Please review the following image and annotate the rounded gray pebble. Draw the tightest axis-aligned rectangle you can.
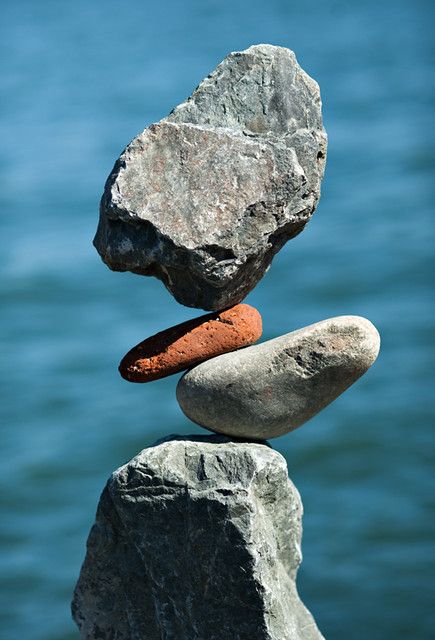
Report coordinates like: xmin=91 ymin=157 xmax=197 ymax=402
xmin=176 ymin=316 xmax=380 ymax=439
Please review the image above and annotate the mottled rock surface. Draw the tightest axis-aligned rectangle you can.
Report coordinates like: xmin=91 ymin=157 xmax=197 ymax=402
xmin=119 ymin=303 xmax=262 ymax=383
xmin=72 ymin=435 xmax=324 ymax=640
xmin=177 ymin=316 xmax=380 ymax=439
xmin=94 ymin=44 xmax=327 ymax=310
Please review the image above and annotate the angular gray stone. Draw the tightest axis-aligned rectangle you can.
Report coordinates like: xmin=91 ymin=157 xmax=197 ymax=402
xmin=72 ymin=435 xmax=324 ymax=640
xmin=94 ymin=44 xmax=327 ymax=310
xmin=176 ymin=316 xmax=380 ymax=439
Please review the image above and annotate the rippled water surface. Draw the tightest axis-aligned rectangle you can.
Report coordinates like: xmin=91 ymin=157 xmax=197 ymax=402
xmin=1 ymin=1 xmax=434 ymax=638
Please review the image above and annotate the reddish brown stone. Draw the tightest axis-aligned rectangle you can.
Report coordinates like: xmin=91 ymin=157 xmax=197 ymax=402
xmin=119 ymin=304 xmax=262 ymax=383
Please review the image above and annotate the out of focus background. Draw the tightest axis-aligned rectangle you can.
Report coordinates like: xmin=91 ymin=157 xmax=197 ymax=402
xmin=1 ymin=1 xmax=434 ymax=638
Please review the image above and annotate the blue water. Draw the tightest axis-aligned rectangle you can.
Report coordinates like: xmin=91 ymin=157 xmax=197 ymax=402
xmin=1 ymin=1 xmax=434 ymax=638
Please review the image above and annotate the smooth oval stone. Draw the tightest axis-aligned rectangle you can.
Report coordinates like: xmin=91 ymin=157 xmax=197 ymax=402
xmin=119 ymin=303 xmax=262 ymax=383
xmin=176 ymin=316 xmax=380 ymax=439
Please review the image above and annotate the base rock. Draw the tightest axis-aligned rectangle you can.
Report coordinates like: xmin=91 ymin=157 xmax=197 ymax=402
xmin=72 ymin=435 xmax=324 ymax=640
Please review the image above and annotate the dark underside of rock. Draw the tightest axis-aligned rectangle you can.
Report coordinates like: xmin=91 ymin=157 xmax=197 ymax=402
xmin=94 ymin=44 xmax=327 ymax=310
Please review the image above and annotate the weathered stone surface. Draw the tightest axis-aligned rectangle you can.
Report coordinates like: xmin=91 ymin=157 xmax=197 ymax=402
xmin=94 ymin=44 xmax=327 ymax=310
xmin=119 ymin=303 xmax=262 ymax=383
xmin=72 ymin=435 xmax=324 ymax=640
xmin=177 ymin=316 xmax=380 ymax=439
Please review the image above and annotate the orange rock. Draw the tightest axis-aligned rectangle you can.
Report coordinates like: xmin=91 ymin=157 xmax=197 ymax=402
xmin=119 ymin=304 xmax=262 ymax=383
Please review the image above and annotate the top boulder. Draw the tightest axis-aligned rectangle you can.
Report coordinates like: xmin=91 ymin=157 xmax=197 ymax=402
xmin=94 ymin=45 xmax=327 ymax=310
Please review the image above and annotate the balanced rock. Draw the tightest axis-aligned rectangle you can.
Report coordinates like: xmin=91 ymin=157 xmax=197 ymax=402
xmin=94 ymin=44 xmax=327 ymax=310
xmin=72 ymin=435 xmax=324 ymax=640
xmin=177 ymin=316 xmax=380 ymax=439
xmin=119 ymin=303 xmax=262 ymax=383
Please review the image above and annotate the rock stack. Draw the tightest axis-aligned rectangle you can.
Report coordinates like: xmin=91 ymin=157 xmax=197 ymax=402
xmin=73 ymin=44 xmax=380 ymax=639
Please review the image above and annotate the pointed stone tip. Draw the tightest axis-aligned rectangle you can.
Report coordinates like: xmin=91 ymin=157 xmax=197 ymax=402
xmin=240 ymin=43 xmax=296 ymax=56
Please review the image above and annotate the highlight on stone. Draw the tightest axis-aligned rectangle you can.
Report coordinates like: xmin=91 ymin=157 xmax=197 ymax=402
xmin=176 ymin=316 xmax=380 ymax=440
xmin=119 ymin=303 xmax=262 ymax=383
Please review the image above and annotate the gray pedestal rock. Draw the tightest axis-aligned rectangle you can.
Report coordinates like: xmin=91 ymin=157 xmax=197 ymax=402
xmin=72 ymin=435 xmax=324 ymax=640
xmin=94 ymin=44 xmax=327 ymax=310
xmin=177 ymin=316 xmax=380 ymax=440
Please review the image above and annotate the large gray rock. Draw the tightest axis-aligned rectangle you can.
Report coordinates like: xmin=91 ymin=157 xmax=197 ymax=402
xmin=177 ymin=316 xmax=380 ymax=439
xmin=72 ymin=435 xmax=324 ymax=640
xmin=94 ymin=44 xmax=327 ymax=310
